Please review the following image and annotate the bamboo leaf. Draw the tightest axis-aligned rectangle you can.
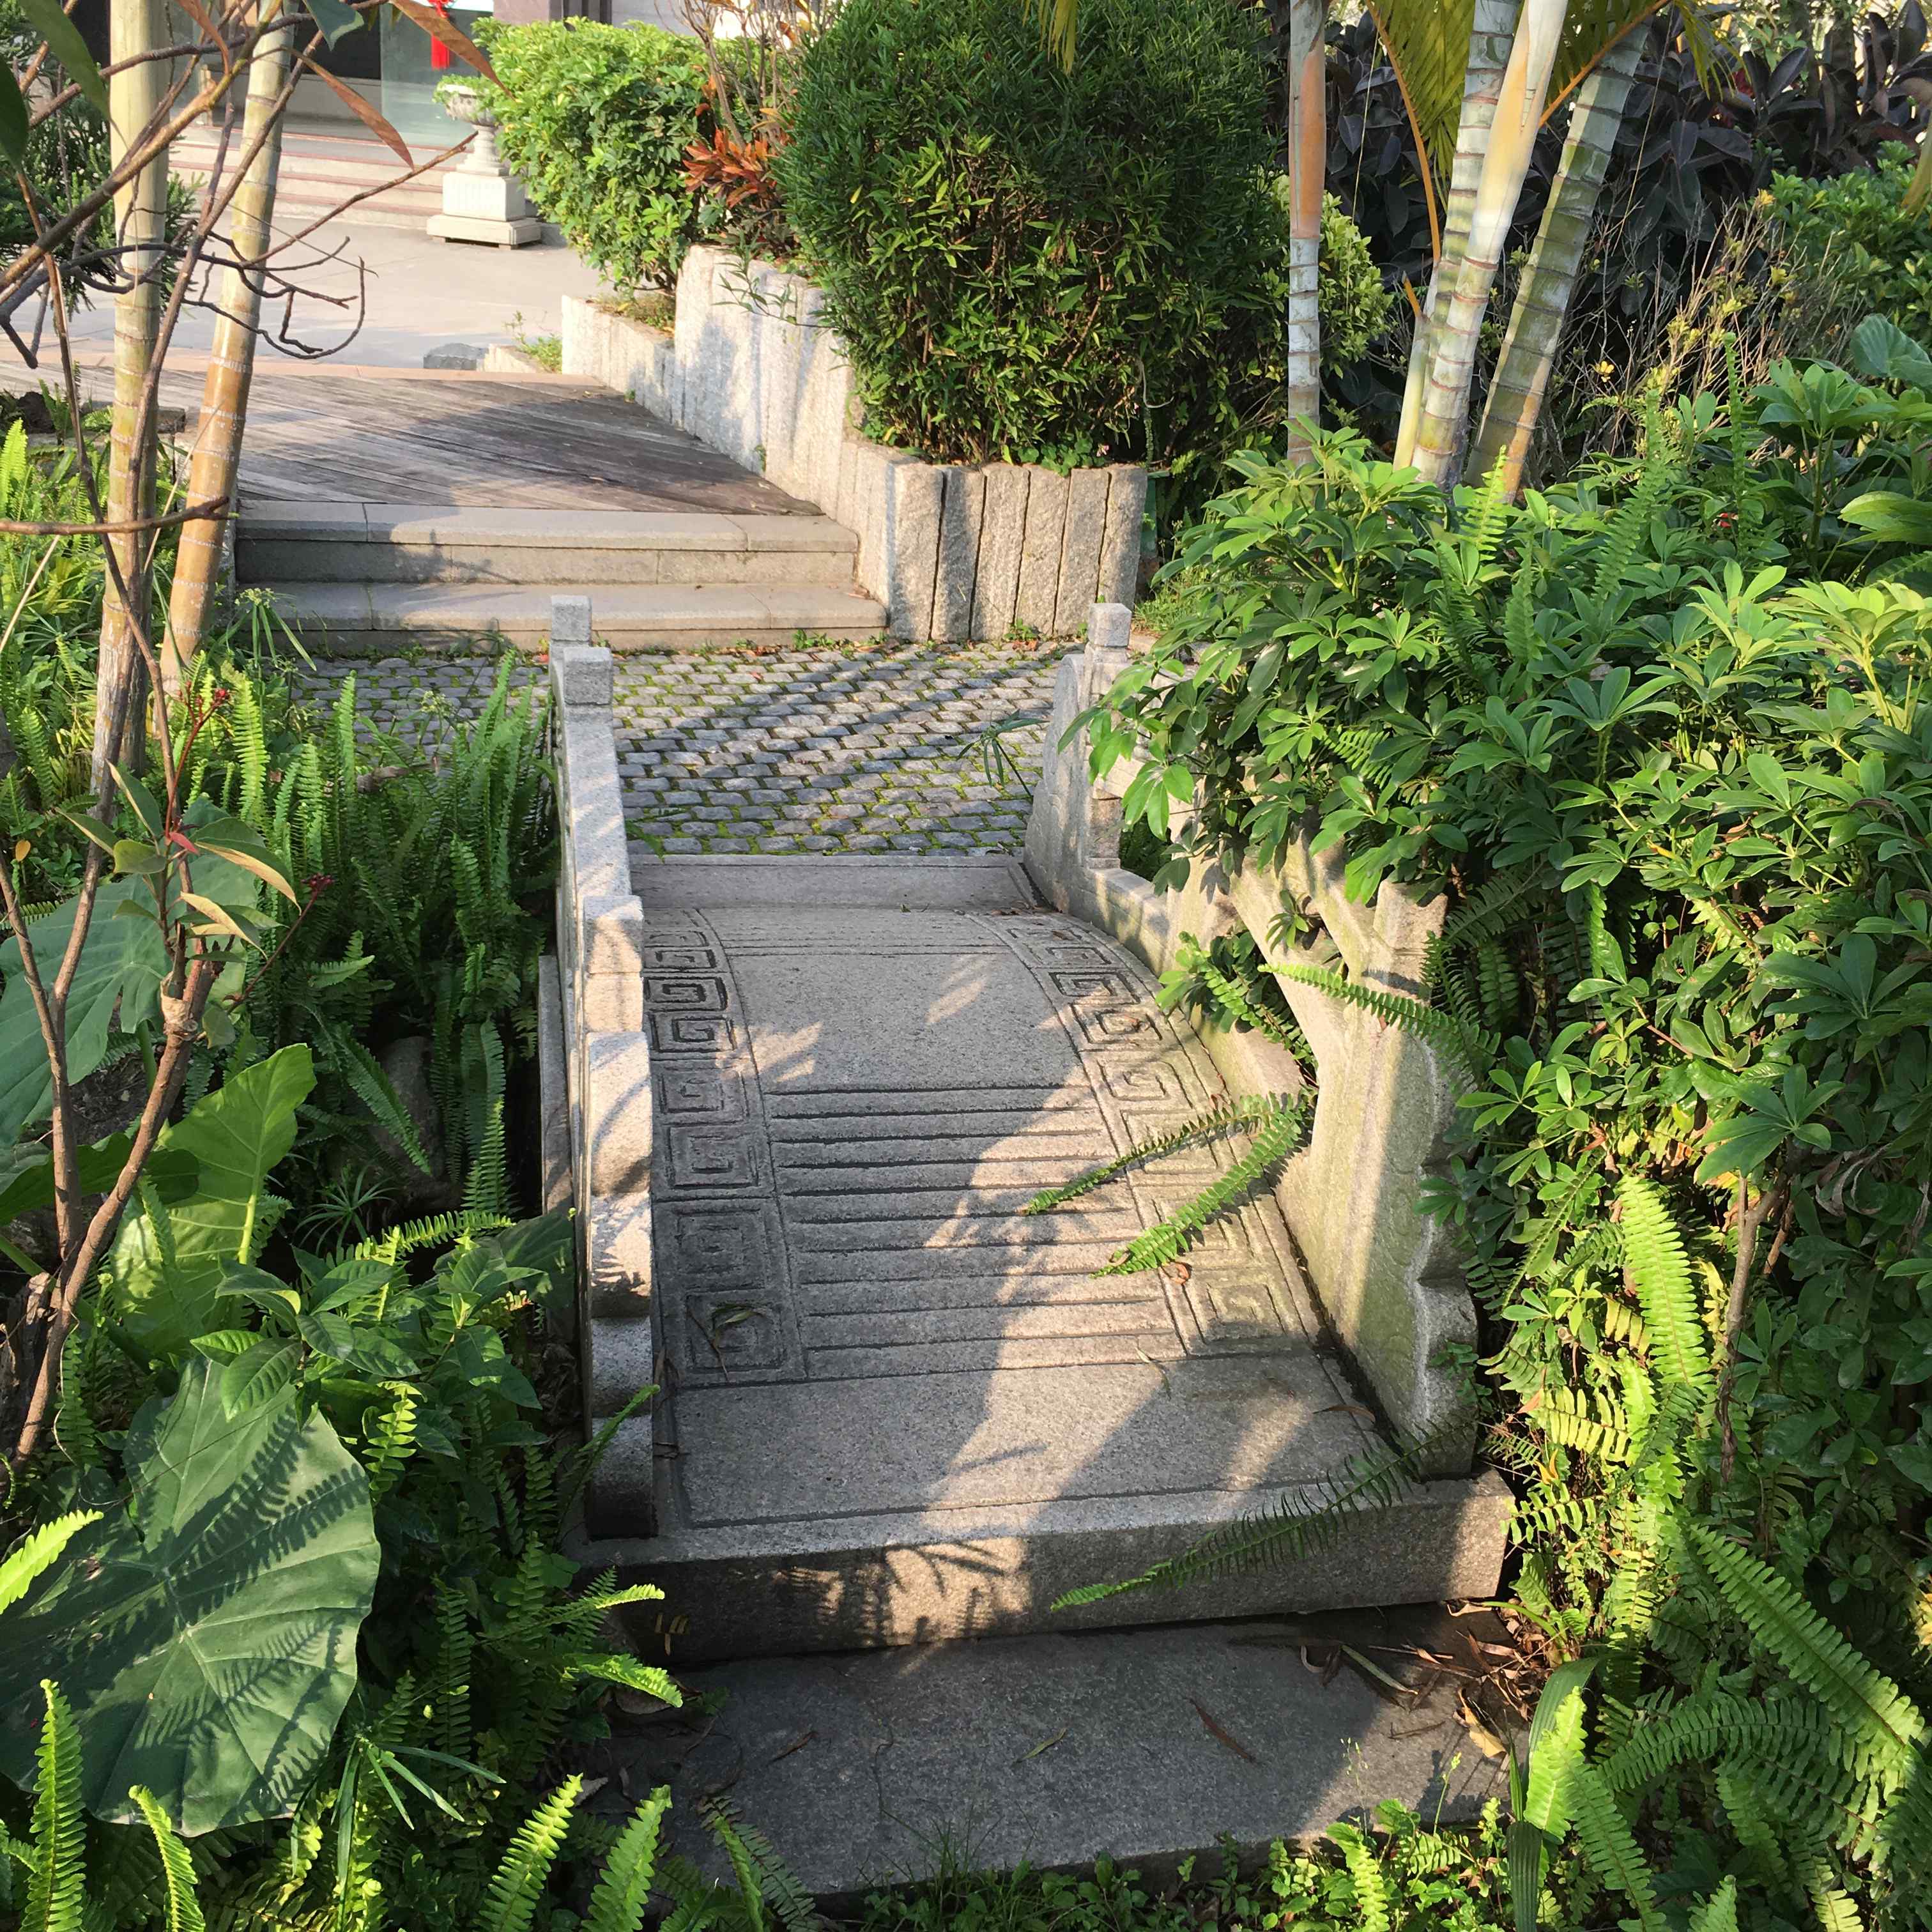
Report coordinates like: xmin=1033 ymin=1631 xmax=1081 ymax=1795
xmin=20 ymin=0 xmax=109 ymax=114
xmin=297 ymin=57 xmax=412 ymax=165
xmin=0 ymin=65 xmax=27 ymax=167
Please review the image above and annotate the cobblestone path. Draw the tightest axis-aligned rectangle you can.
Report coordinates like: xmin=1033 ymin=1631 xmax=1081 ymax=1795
xmin=292 ymin=636 xmax=1064 ymax=855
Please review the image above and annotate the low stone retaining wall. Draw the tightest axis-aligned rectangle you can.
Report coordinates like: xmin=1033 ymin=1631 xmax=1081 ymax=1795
xmin=548 ymin=595 xmax=657 ymax=1532
xmin=1025 ymin=606 xmax=1477 ymax=1475
xmin=562 ymin=249 xmax=1146 ymax=643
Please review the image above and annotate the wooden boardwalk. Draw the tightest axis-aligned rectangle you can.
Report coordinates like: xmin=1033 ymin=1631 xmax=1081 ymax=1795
xmin=131 ymin=359 xmax=813 ymax=514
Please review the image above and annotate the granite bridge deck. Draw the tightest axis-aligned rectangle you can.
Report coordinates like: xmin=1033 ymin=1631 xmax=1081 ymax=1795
xmin=554 ymin=843 xmax=1508 ymax=1660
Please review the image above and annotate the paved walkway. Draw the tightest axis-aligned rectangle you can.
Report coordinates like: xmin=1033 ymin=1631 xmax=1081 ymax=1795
xmin=292 ymin=638 xmax=1064 ymax=853
xmin=1 ymin=222 xmax=602 ymax=373
xmin=136 ymin=364 xmax=807 ymax=510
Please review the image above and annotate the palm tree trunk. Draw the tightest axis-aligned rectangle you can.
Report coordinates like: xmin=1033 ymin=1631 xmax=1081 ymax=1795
xmin=1411 ymin=0 xmax=1569 ymax=489
xmin=91 ymin=0 xmax=169 ymax=794
xmin=1468 ymin=24 xmax=1642 ymax=494
xmin=1284 ymin=0 xmax=1326 ymax=459
xmin=1394 ymin=0 xmax=1521 ymax=466
xmin=164 ymin=1 xmax=293 ymax=691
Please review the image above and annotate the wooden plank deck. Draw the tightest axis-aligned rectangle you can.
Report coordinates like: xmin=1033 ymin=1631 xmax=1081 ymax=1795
xmin=137 ymin=360 xmax=815 ymax=514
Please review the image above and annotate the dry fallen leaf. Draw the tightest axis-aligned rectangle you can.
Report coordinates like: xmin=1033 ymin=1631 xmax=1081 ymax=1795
xmin=1013 ymin=1727 xmax=1069 ymax=1767
xmin=1457 ymin=1691 xmax=1510 ymax=1761
xmin=769 ymin=1729 xmax=815 ymax=1764
xmin=1191 ymin=1698 xmax=1259 ymax=1763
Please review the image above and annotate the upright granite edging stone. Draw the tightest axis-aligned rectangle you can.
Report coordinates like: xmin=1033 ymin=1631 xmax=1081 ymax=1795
xmin=549 ymin=597 xmax=657 ymax=1531
xmin=1025 ymin=604 xmax=1478 ymax=1473
xmin=561 ymin=248 xmax=1146 ymax=640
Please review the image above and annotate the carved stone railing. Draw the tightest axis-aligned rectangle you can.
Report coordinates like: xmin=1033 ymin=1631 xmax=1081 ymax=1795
xmin=548 ymin=597 xmax=656 ymax=1531
xmin=1025 ymin=605 xmax=1476 ymax=1473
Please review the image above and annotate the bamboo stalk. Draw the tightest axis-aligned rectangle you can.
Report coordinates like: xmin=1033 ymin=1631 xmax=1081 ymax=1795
xmin=91 ymin=0 xmax=171 ymax=793
xmin=1411 ymin=0 xmax=1569 ymax=487
xmin=164 ymin=0 xmax=293 ymax=691
xmin=1394 ymin=0 xmax=1521 ymax=467
xmin=1468 ymin=25 xmax=1642 ymax=494
xmin=1284 ymin=0 xmax=1327 ymax=459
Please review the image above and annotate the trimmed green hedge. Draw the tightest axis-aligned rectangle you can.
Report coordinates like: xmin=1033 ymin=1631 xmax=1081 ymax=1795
xmin=772 ymin=0 xmax=1351 ymax=480
xmin=478 ymin=20 xmax=712 ymax=295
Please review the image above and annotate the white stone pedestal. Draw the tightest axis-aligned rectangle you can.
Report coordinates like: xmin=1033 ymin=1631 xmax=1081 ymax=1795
xmin=427 ymin=105 xmax=542 ymax=249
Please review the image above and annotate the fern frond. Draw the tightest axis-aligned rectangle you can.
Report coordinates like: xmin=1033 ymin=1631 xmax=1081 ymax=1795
xmin=1568 ymin=1764 xmax=1663 ymax=1929
xmin=583 ymin=1789 xmax=670 ymax=1932
xmin=1271 ymin=961 xmax=1492 ymax=1077
xmin=1096 ymin=1096 xmax=1303 ymax=1275
xmin=1616 ymin=1177 xmax=1710 ymax=1393
xmin=341 ymin=1209 xmax=511 ymax=1266
xmin=480 ymin=1778 xmax=582 ymax=1932
xmin=1688 ymin=1525 xmax=1926 ymax=1782
xmin=1797 ymin=1860 xmax=1864 ymax=1932
xmin=130 ymin=1787 xmax=208 ymax=1932
xmin=719 ymin=1813 xmax=816 ymax=1932
xmin=326 ymin=1032 xmax=433 ymax=1177
xmin=1052 ymin=1417 xmax=1465 ymax=1607
xmin=1022 ymin=1094 xmax=1287 ymax=1216
xmin=429 ymin=1584 xmax=473 ymax=1763
xmin=1325 ymin=1823 xmax=1390 ymax=1932
xmin=24 ymin=1682 xmax=86 ymax=1932
xmin=1715 ymin=1770 xmax=1791 ymax=1890
xmin=1687 ymin=1877 xmax=1740 ymax=1932
xmin=362 ymin=1385 xmax=418 ymax=1503
xmin=0 ymin=1512 xmax=100 ymax=1614
xmin=1591 ymin=456 xmax=1674 ymax=601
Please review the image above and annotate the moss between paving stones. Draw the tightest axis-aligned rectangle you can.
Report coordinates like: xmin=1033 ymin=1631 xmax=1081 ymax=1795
xmin=294 ymin=639 xmax=1063 ymax=857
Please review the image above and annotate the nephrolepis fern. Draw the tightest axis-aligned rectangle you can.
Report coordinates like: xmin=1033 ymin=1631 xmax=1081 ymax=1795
xmin=1269 ymin=960 xmax=1495 ymax=1078
xmin=1687 ymin=1524 xmax=1926 ymax=1784
xmin=1096 ymin=1095 xmax=1305 ymax=1275
xmin=130 ymin=1786 xmax=208 ymax=1932
xmin=479 ymin=1777 xmax=581 ymax=1932
xmin=1051 ymin=1414 xmax=1470 ymax=1609
xmin=1615 ymin=1177 xmax=1712 ymax=1395
xmin=20 ymin=1681 xmax=86 ymax=1932
xmin=1020 ymin=1094 xmax=1290 ymax=1218
xmin=581 ymin=1789 xmax=670 ymax=1932
xmin=1324 ymin=1823 xmax=1392 ymax=1932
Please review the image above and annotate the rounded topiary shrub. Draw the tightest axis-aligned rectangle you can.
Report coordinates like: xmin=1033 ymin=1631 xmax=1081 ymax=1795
xmin=479 ymin=20 xmax=713 ymax=295
xmin=772 ymin=0 xmax=1303 ymax=477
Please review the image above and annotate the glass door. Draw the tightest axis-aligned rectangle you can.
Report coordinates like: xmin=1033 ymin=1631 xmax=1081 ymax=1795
xmin=378 ymin=1 xmax=495 ymax=150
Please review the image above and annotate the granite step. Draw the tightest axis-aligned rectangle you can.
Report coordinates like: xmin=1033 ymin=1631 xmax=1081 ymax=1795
xmin=238 ymin=507 xmax=860 ymax=588
xmin=585 ymin=1606 xmax=1510 ymax=1908
xmin=260 ymin=580 xmax=886 ymax=654
xmin=173 ymin=128 xmax=454 ymax=229
xmin=565 ymin=855 xmax=1510 ymax=1659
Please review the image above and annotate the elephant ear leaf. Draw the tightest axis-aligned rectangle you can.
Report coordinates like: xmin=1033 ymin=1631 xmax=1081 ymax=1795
xmin=1848 ymin=312 xmax=1932 ymax=390
xmin=112 ymin=1043 xmax=316 ymax=1360
xmin=0 ymin=1355 xmax=379 ymax=1834
xmin=0 ymin=878 xmax=169 ymax=1144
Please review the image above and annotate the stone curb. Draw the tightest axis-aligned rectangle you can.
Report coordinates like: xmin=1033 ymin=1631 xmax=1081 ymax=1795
xmin=562 ymin=253 xmax=1146 ymax=643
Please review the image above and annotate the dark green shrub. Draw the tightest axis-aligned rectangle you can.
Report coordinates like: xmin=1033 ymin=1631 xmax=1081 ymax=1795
xmin=1772 ymin=153 xmax=1932 ymax=344
xmin=772 ymin=0 xmax=1321 ymax=482
xmin=476 ymin=19 xmax=713 ymax=294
